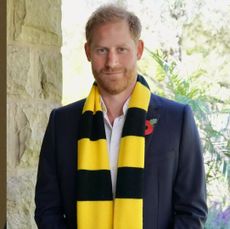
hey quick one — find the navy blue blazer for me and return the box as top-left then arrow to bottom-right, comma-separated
35,93 -> 208,228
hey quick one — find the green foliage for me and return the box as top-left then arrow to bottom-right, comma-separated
139,48 -> 230,190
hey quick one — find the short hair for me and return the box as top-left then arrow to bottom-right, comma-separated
85,4 -> 142,44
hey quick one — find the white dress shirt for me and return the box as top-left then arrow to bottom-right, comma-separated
101,97 -> 129,197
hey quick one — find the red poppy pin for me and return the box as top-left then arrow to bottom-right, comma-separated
145,118 -> 158,136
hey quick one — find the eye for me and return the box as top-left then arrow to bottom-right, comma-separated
96,48 -> 107,55
117,47 -> 128,53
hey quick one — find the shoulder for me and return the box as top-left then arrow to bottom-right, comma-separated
150,93 -> 188,111
50,98 -> 86,122
149,93 -> 194,121
55,98 -> 86,113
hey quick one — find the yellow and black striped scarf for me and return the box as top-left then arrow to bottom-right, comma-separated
77,75 -> 151,229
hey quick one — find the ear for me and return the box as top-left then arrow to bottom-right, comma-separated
84,42 -> 91,62
136,40 -> 144,60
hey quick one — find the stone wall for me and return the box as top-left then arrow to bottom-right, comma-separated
7,0 -> 62,228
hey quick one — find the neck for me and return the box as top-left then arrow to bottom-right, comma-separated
100,83 -> 135,125
102,95 -> 127,125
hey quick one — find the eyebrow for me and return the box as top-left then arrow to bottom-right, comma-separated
93,43 -> 130,49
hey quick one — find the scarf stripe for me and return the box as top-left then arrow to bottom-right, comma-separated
121,108 -> 146,136
118,136 -> 145,167
77,201 -> 113,229
78,139 -> 109,170
116,167 -> 144,198
114,199 -> 142,228
77,75 -> 151,229
78,111 -> 106,140
76,170 -> 113,200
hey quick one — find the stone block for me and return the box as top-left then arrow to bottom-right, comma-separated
9,0 -> 62,46
7,45 -> 31,98
7,46 -> 62,101
7,0 -> 25,42
19,25 -> 61,46
37,50 -> 62,101
7,101 -> 59,168
7,171 -> 37,229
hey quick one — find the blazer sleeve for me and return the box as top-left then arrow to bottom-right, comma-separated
35,109 -> 67,229
174,105 -> 208,228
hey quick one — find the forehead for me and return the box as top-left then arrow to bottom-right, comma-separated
90,21 -> 134,46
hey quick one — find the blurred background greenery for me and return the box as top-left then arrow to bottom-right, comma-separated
62,0 -> 230,228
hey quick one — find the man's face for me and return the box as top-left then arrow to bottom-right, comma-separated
85,20 -> 144,95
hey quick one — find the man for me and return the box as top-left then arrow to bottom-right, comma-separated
35,4 -> 208,229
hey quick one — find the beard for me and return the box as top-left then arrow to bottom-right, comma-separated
92,67 -> 137,95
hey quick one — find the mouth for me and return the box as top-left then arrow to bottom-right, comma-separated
104,72 -> 122,75
102,70 -> 123,75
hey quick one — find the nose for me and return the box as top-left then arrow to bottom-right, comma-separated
105,50 -> 119,68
